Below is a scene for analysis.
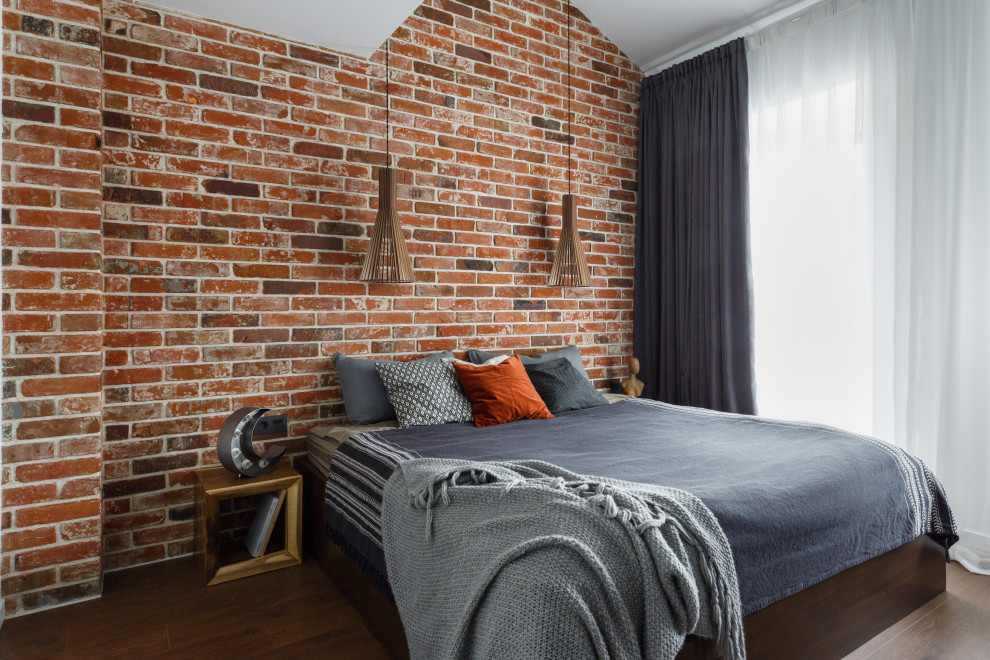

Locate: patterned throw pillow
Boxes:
[375,361,473,428]
[524,357,608,414]
[335,351,454,425]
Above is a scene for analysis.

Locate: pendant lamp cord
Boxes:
[386,38,390,169]
[566,0,571,196]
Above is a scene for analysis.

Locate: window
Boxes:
[749,80,875,435]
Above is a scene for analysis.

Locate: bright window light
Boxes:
[749,81,875,436]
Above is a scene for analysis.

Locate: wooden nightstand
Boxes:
[194,463,302,586]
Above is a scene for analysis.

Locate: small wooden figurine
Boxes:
[621,357,644,397]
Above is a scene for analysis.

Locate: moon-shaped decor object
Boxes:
[217,407,286,477]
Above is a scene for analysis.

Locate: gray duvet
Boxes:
[325,398,956,614]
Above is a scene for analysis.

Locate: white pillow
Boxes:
[442,354,511,367]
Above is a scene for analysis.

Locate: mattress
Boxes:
[320,398,955,615]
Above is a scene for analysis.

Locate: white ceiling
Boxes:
[142,0,422,59]
[575,0,812,73]
[142,0,808,72]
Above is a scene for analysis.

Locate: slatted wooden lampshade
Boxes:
[549,0,592,287]
[359,37,413,283]
[549,194,591,287]
[359,166,413,282]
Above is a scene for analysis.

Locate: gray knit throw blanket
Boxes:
[382,458,745,660]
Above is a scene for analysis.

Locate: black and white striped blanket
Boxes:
[324,430,417,596]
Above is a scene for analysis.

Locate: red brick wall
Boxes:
[2,0,640,615]
[2,0,105,615]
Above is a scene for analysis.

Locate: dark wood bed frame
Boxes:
[300,455,945,660]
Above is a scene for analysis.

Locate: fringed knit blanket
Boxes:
[382,458,745,660]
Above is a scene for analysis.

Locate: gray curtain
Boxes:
[633,39,755,414]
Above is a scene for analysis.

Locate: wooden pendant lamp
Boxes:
[360,38,413,283]
[549,0,591,287]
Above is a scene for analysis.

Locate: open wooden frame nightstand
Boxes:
[194,463,302,586]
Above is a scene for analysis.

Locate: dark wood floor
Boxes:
[0,557,387,659]
[1,558,986,659]
[845,561,990,660]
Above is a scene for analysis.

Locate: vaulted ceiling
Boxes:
[575,0,808,72]
[144,0,423,60]
[144,0,805,73]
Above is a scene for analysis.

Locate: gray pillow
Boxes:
[335,351,453,425]
[375,361,473,428]
[467,345,588,379]
[524,357,608,414]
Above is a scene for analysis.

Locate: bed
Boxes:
[303,389,953,659]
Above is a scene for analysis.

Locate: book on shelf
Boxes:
[244,490,286,558]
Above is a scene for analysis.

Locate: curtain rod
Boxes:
[747,0,864,49]
[748,0,837,39]
[642,0,858,75]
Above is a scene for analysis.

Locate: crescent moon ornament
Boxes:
[217,407,286,477]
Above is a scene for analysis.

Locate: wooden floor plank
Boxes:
[0,557,387,660]
[842,592,951,659]
[1,556,986,659]
[163,603,277,656]
[264,596,358,649]
[0,620,68,660]
[843,562,990,660]
[245,628,391,660]
[70,623,171,660]
[862,614,990,660]
[159,622,275,659]
[937,562,990,642]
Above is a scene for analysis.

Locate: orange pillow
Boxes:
[452,355,554,427]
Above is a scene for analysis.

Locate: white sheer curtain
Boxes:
[748,3,876,436]
[748,0,990,574]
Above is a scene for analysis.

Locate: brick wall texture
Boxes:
[2,0,106,615]
[2,0,641,615]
